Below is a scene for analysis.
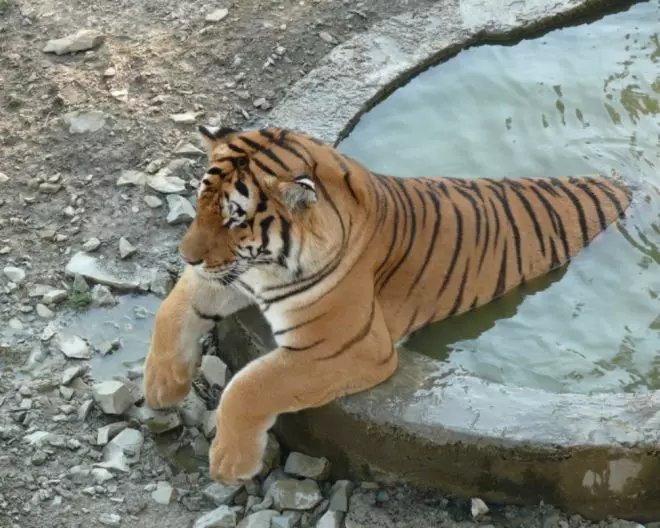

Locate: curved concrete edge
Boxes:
[221,0,660,521]
[260,0,641,146]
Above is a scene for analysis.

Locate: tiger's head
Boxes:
[179,125,336,287]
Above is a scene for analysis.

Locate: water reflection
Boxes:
[339,1,660,394]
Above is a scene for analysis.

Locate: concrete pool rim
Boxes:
[221,0,659,522]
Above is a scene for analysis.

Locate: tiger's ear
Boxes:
[198,125,237,150]
[279,176,318,212]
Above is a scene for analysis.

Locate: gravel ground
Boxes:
[0,0,654,527]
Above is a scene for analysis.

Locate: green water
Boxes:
[338,1,660,394]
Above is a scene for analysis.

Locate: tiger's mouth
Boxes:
[193,261,244,286]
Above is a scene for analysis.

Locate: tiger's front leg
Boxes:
[208,299,398,484]
[143,266,252,408]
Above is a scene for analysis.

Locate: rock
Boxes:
[253,98,270,110]
[178,390,207,427]
[267,479,323,511]
[166,194,196,225]
[118,237,137,259]
[170,112,198,124]
[260,434,281,476]
[72,274,90,293]
[78,399,94,421]
[147,173,186,194]
[98,513,122,526]
[63,110,107,134]
[328,480,355,513]
[149,269,173,297]
[166,158,196,180]
[60,386,75,400]
[92,381,134,415]
[82,238,102,252]
[144,195,163,208]
[39,182,62,193]
[203,409,217,438]
[104,67,116,77]
[59,335,92,359]
[91,284,116,306]
[174,141,204,157]
[97,422,128,445]
[319,31,336,44]
[152,481,176,505]
[202,482,243,506]
[96,428,143,472]
[316,511,343,528]
[42,289,68,305]
[271,512,302,528]
[200,356,228,387]
[36,303,54,319]
[66,252,140,291]
[91,468,115,484]
[471,497,489,519]
[24,431,51,446]
[117,170,147,187]
[238,510,278,528]
[284,452,330,480]
[43,29,105,55]
[3,266,26,284]
[194,505,237,528]
[0,172,8,183]
[205,8,229,22]
[127,405,182,434]
[62,364,88,385]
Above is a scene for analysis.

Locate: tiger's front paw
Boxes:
[209,419,266,484]
[143,350,193,409]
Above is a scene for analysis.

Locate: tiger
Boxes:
[143,125,632,484]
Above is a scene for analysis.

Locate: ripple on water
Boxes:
[339,1,660,394]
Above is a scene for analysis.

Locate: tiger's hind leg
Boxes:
[208,298,397,484]
[143,266,252,409]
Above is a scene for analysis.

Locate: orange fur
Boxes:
[143,126,632,484]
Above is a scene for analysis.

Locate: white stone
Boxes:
[95,428,143,472]
[237,510,278,528]
[144,195,163,208]
[118,237,137,259]
[200,356,228,387]
[203,409,217,438]
[315,511,343,528]
[202,482,243,506]
[174,141,204,157]
[267,479,323,510]
[284,452,331,480]
[0,172,8,183]
[63,110,107,134]
[166,194,196,225]
[82,237,101,252]
[59,335,91,359]
[65,252,140,291]
[117,170,147,187]
[97,422,128,445]
[471,497,489,519]
[147,173,187,194]
[178,390,207,427]
[205,8,229,22]
[61,365,87,385]
[43,29,105,55]
[170,111,198,124]
[127,405,182,434]
[98,513,121,526]
[152,481,176,505]
[193,505,237,528]
[42,289,68,305]
[3,266,26,284]
[36,303,54,319]
[91,284,116,306]
[92,380,134,415]
[91,468,115,484]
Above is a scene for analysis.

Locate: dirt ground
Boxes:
[0,0,653,527]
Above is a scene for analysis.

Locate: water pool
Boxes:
[338,1,660,394]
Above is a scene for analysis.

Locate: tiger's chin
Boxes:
[191,264,239,286]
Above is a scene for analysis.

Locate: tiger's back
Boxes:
[367,172,631,340]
